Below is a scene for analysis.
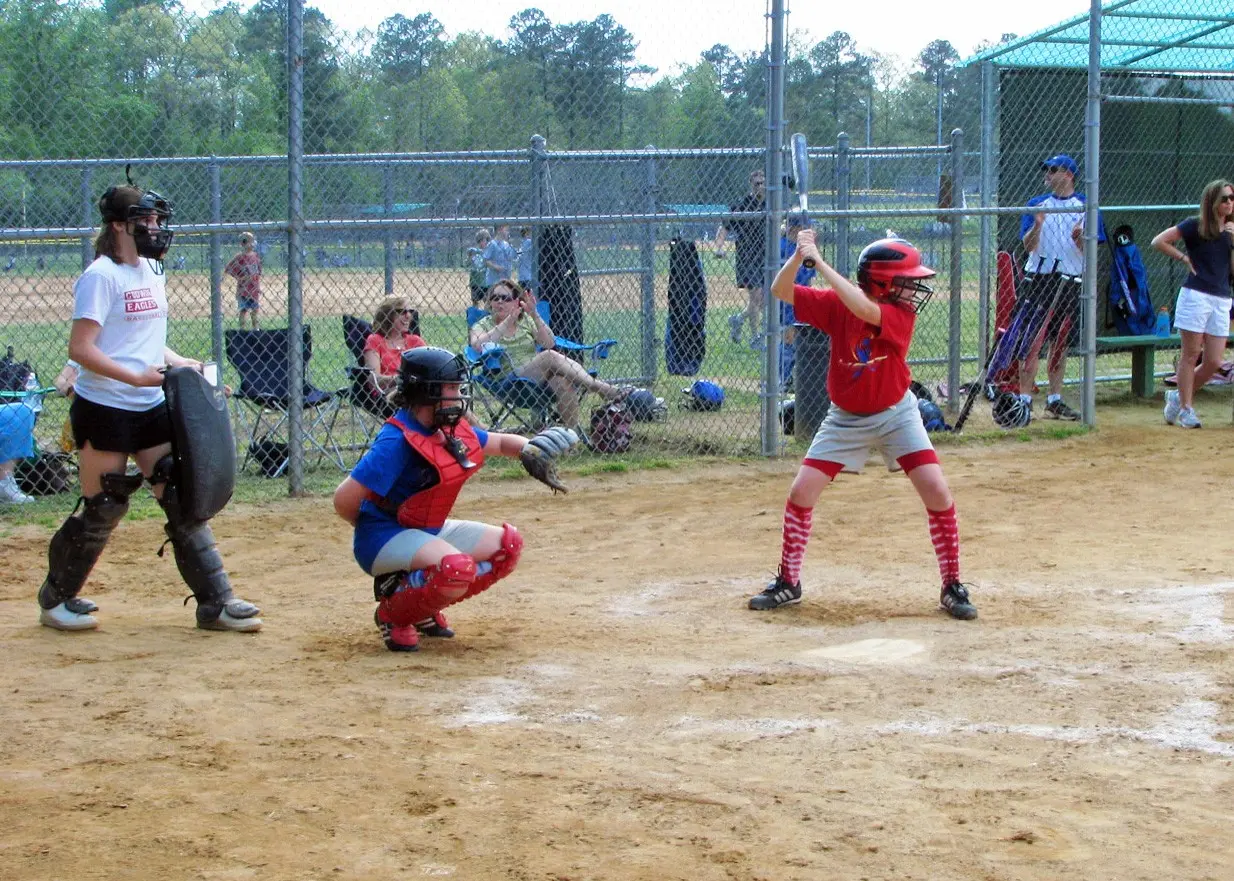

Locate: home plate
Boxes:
[800,638,927,664]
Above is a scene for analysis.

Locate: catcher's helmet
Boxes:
[98,185,175,261]
[397,346,471,427]
[991,391,1032,429]
[856,238,935,313]
[681,380,725,411]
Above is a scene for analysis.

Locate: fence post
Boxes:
[529,134,547,293]
[835,132,850,276]
[640,146,658,383]
[383,161,395,295]
[948,128,965,414]
[286,0,305,495]
[978,62,996,372]
[208,157,223,371]
[80,166,94,271]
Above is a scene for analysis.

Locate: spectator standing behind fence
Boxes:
[225,231,262,329]
[713,168,767,349]
[467,228,491,304]
[779,212,816,393]
[1012,153,1105,423]
[483,224,516,289]
[36,183,262,633]
[516,226,535,289]
[1153,179,1234,429]
[364,296,427,393]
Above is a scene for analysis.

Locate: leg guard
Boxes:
[152,455,261,632]
[378,553,476,630]
[462,523,523,601]
[38,472,144,613]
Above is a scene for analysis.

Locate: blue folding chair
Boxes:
[224,326,344,475]
[463,301,618,433]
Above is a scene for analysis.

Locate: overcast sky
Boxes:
[187,0,1096,73]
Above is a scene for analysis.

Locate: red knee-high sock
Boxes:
[779,501,813,585]
[927,504,960,585]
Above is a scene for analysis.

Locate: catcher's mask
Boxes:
[856,238,935,314]
[99,185,175,262]
[397,346,471,428]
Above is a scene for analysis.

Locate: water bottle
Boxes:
[24,370,43,413]
[1155,307,1171,338]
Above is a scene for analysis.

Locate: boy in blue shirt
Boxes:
[779,212,817,392]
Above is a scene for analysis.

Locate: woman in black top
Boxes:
[1152,179,1234,428]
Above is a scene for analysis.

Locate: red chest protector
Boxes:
[384,417,486,530]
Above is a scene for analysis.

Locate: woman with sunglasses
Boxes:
[363,296,426,393]
[469,280,632,433]
[1152,179,1234,429]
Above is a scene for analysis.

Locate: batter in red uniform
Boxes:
[748,231,977,620]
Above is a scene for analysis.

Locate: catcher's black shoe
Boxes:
[940,581,978,620]
[1044,399,1080,421]
[748,572,802,610]
[416,611,455,639]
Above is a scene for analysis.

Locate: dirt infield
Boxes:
[2,419,1233,880]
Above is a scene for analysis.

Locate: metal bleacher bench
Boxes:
[1094,334,1182,398]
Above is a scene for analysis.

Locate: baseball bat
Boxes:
[953,265,1068,432]
[790,133,815,269]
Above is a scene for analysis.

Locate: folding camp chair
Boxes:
[335,314,394,447]
[224,326,344,475]
[463,302,618,433]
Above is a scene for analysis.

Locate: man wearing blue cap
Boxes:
[1010,153,1105,422]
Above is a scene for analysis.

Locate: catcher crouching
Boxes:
[333,346,578,652]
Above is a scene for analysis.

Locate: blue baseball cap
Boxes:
[1040,154,1078,175]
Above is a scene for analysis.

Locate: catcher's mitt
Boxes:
[520,426,579,494]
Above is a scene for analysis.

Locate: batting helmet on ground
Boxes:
[991,391,1032,429]
[681,380,725,411]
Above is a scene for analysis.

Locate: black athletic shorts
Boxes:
[735,250,762,289]
[1007,273,1082,361]
[70,394,172,453]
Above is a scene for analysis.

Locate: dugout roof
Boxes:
[963,0,1234,73]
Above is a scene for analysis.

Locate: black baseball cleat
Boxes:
[748,571,802,610]
[416,611,455,639]
[1044,399,1080,421]
[940,581,978,620]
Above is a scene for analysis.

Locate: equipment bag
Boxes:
[1108,225,1155,335]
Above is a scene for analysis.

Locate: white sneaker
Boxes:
[1163,389,1181,425]
[39,601,100,631]
[1177,407,1202,429]
[0,473,34,504]
[198,599,263,632]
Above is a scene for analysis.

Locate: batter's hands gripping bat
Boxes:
[790,133,816,269]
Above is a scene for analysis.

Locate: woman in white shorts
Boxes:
[1152,179,1234,428]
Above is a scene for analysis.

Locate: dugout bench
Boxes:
[1094,334,1180,398]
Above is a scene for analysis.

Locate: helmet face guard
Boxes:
[127,191,174,262]
[398,348,472,428]
[857,238,936,314]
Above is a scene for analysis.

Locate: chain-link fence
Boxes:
[4,0,1232,501]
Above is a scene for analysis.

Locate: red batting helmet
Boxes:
[856,238,936,313]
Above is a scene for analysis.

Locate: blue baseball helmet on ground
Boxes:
[681,380,725,411]
[917,398,949,433]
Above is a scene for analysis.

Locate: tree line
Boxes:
[0,0,1011,161]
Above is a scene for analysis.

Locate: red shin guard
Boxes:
[463,522,523,600]
[379,553,476,626]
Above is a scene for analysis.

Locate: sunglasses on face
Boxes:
[489,294,517,303]
[1220,194,1234,203]
[1046,166,1063,173]
[398,308,415,315]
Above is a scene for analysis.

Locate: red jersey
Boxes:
[363,332,427,375]
[791,284,915,414]
[225,251,262,301]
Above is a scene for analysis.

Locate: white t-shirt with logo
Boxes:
[72,256,169,411]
